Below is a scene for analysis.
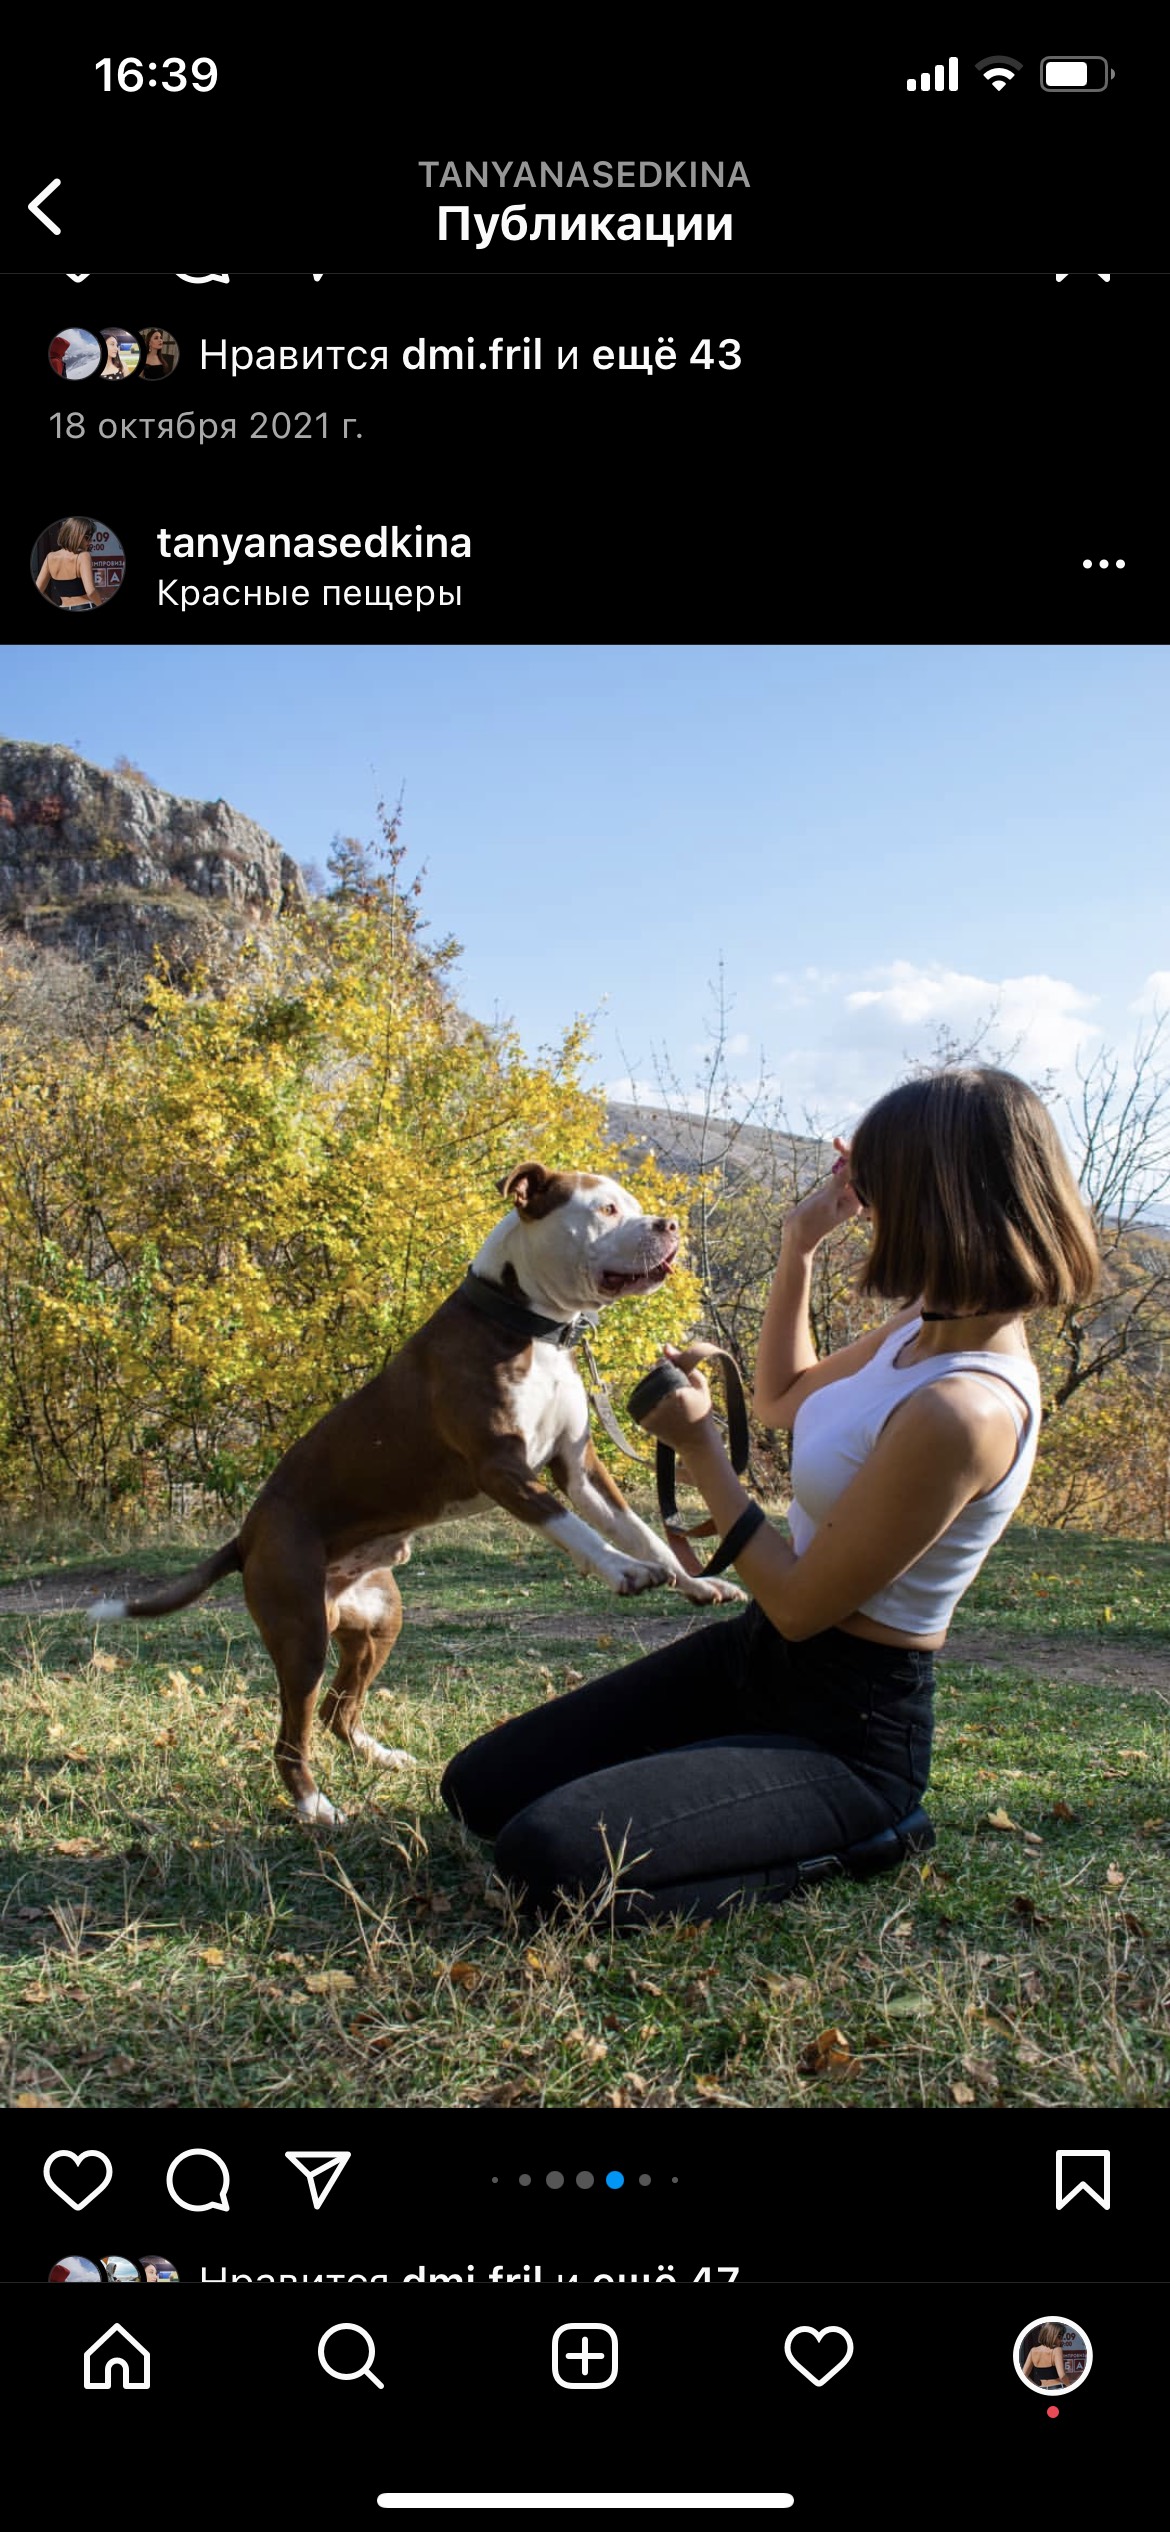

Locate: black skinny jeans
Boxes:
[440,1600,935,1927]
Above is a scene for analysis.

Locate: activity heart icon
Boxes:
[783,2325,854,2387]
[43,2150,113,2211]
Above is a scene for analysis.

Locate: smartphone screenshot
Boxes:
[3,34,1163,2521]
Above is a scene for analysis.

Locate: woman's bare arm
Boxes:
[641,1369,1011,1638]
[753,1137,924,1428]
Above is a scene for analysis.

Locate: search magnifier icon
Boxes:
[318,2324,384,2389]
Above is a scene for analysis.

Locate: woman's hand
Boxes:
[782,1135,868,1255]
[637,1348,719,1454]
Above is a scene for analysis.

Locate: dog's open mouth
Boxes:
[598,1249,678,1295]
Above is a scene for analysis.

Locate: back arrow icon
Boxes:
[29,179,62,235]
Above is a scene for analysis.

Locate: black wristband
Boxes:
[705,1499,768,1575]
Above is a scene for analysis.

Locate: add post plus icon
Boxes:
[286,2150,352,2209]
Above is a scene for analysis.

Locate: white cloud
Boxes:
[1131,971,1170,1016]
[603,1074,661,1106]
[763,962,1107,1131]
[843,963,1100,1073]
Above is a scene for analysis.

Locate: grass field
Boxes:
[1,1511,1167,2110]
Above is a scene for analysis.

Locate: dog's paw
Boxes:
[611,1556,673,1595]
[351,1732,415,1769]
[296,1790,347,1828]
[677,1575,749,1606]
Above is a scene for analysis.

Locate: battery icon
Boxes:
[1041,56,1114,90]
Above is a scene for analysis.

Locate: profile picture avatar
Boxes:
[1015,2318,1092,2394]
[138,325,179,378]
[47,327,102,381]
[98,326,140,380]
[32,517,125,614]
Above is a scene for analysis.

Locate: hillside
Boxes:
[606,1096,831,1191]
[0,739,306,977]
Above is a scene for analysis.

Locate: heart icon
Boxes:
[44,2150,113,2211]
[783,2325,854,2387]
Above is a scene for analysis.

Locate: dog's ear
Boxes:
[497,1161,551,1213]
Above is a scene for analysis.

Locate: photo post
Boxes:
[4,34,1165,2517]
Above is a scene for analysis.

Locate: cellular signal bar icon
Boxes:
[907,58,958,90]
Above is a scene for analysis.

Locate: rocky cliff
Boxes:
[0,739,306,977]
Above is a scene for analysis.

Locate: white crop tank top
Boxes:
[787,1315,1042,1635]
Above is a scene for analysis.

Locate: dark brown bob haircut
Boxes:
[848,1068,1100,1315]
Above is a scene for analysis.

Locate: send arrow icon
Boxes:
[286,2150,352,2209]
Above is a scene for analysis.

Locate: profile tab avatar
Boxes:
[83,2323,151,2389]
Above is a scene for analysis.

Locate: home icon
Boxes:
[83,2324,151,2390]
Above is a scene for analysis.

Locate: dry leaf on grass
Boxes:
[303,1969,358,1996]
[693,2074,747,2103]
[198,1946,226,1967]
[961,2056,999,2094]
[986,1808,1019,1831]
[1105,1864,1126,1888]
[90,1651,119,1673]
[52,1837,103,1857]
[798,2025,860,2078]
[950,2081,977,2105]
[443,1961,479,1991]
[578,2034,608,2063]
[1050,1801,1076,1822]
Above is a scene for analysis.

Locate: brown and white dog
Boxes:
[87,1164,743,1823]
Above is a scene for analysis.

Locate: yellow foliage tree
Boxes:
[0,819,697,1517]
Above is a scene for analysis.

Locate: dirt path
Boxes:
[1,1568,1166,1690]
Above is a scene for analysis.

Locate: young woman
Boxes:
[138,327,175,378]
[35,516,108,612]
[1020,2323,1069,2387]
[100,328,131,378]
[441,1069,1100,1926]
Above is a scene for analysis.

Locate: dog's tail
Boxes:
[87,1539,242,1622]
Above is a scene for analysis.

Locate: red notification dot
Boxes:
[1047,2406,1060,2418]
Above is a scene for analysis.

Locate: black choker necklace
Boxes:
[921,1309,990,1321]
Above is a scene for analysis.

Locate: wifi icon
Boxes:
[976,55,1023,89]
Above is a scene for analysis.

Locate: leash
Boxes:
[627,1347,753,1578]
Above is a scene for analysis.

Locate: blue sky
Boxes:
[2,644,1167,1151]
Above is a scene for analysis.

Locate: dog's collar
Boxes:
[460,1270,599,1351]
